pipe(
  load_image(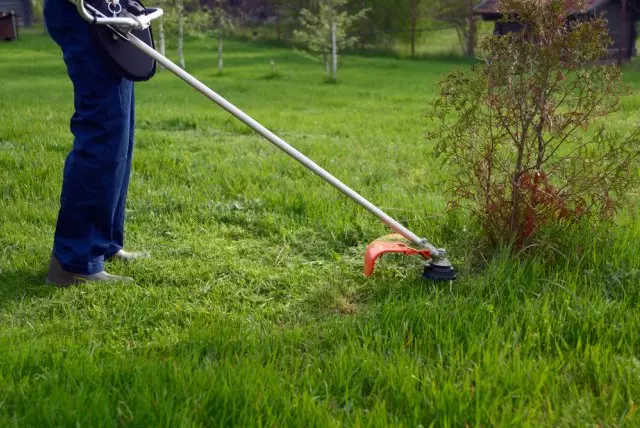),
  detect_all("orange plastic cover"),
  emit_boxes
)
[363,234,431,277]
